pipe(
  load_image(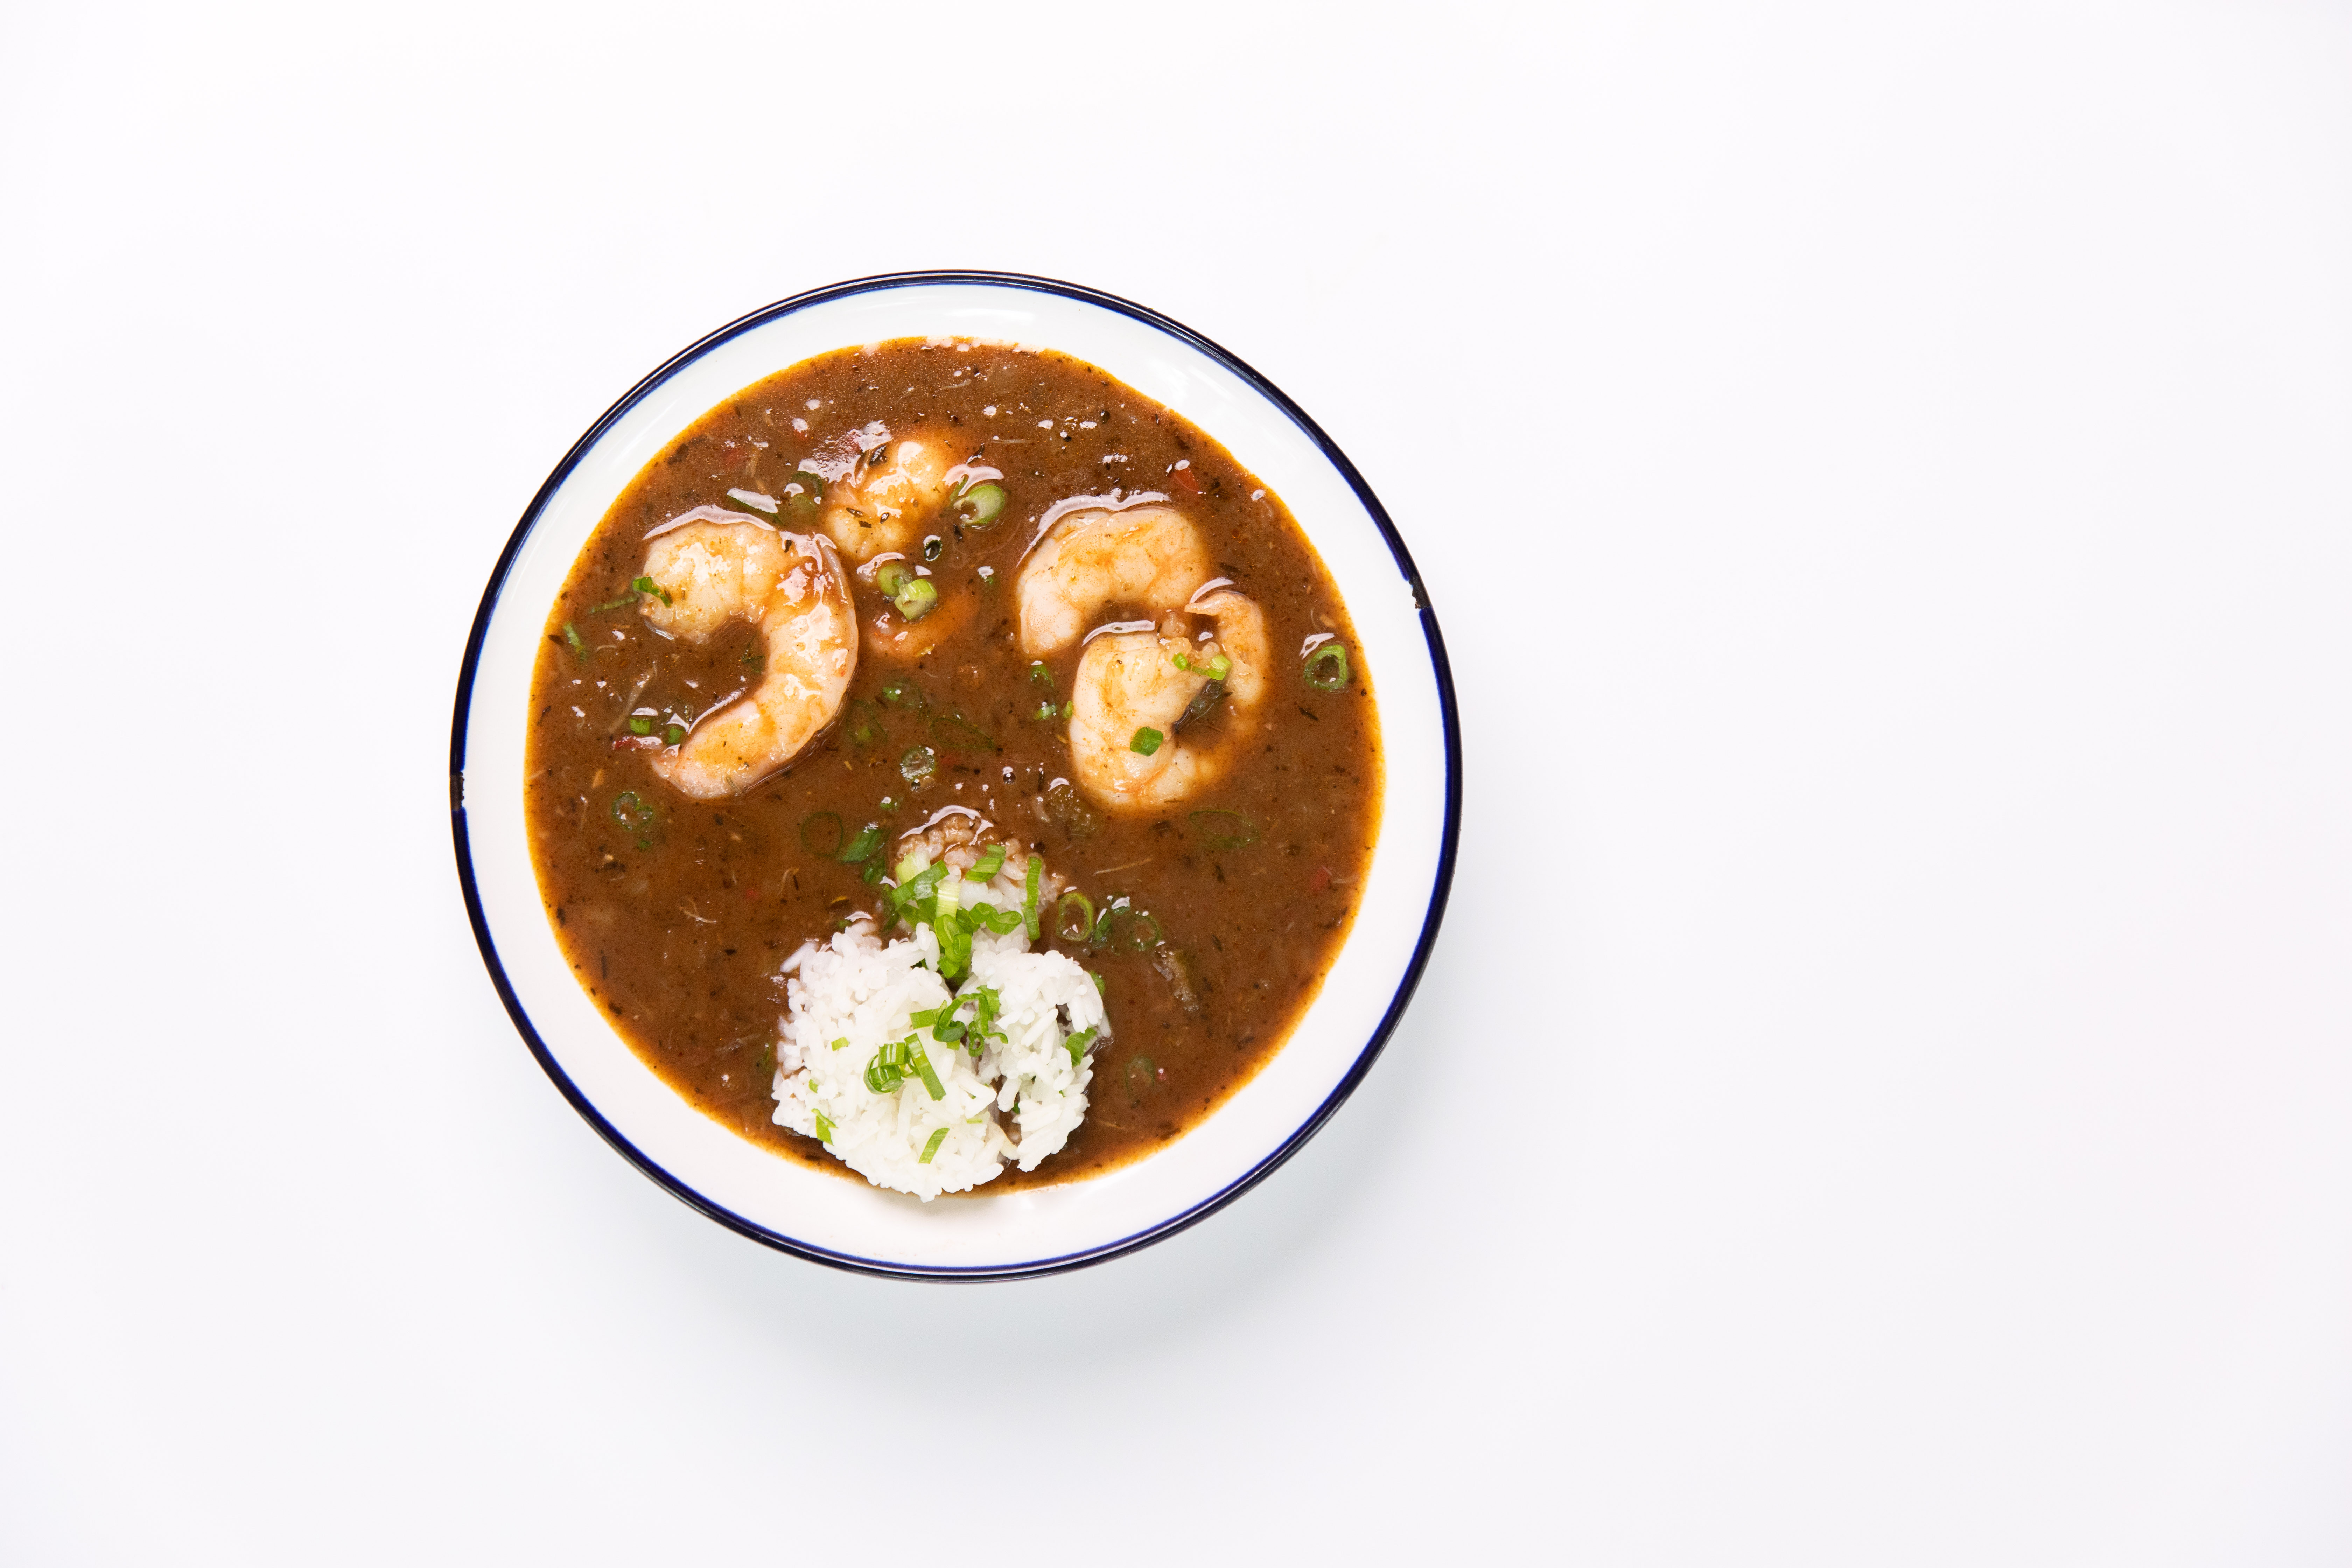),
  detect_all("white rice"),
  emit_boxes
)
[769,853,1108,1200]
